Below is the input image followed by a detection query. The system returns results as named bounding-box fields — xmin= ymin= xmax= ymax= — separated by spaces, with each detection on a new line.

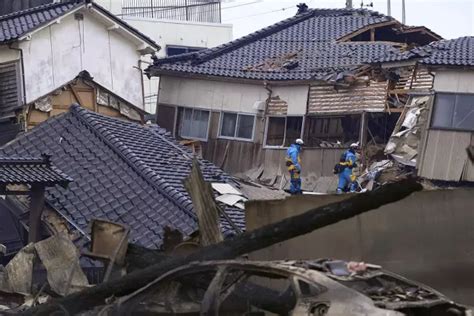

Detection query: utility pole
xmin=387 ymin=0 xmax=391 ymax=16
xmin=346 ymin=0 xmax=353 ymax=9
xmin=402 ymin=0 xmax=406 ymax=24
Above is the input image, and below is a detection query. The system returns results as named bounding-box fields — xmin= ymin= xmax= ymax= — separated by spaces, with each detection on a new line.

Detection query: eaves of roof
xmin=0 ymin=0 xmax=160 ymax=50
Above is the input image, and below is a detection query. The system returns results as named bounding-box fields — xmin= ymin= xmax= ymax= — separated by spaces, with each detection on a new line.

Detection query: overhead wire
xmin=226 ymin=5 xmax=294 ymax=21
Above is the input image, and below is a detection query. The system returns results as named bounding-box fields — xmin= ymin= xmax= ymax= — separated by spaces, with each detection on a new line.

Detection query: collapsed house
xmin=0 ymin=105 xmax=245 ymax=253
xmin=374 ymin=36 xmax=474 ymax=182
xmin=146 ymin=5 xmax=441 ymax=189
xmin=0 ymin=0 xmax=159 ymax=145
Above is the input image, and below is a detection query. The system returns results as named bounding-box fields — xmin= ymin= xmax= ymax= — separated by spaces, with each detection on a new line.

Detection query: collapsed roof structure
xmin=0 ymin=105 xmax=245 ymax=249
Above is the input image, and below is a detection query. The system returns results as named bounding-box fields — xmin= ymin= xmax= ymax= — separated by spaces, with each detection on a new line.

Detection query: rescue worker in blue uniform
xmin=286 ymin=138 xmax=304 ymax=195
xmin=336 ymin=143 xmax=359 ymax=194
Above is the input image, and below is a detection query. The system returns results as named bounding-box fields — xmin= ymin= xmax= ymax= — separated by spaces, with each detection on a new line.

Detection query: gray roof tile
xmin=148 ymin=8 xmax=405 ymax=81
xmin=0 ymin=105 xmax=244 ymax=248
xmin=378 ymin=36 xmax=474 ymax=66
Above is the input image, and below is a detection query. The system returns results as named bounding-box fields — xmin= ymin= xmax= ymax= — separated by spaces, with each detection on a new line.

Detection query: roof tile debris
xmin=148 ymin=8 xmax=409 ymax=81
xmin=0 ymin=154 xmax=72 ymax=187
xmin=378 ymin=36 xmax=474 ymax=66
xmin=0 ymin=105 xmax=244 ymax=248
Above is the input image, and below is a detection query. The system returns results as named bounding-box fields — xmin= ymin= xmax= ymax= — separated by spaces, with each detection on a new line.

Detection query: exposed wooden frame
xmin=337 ymin=20 xmax=399 ymax=43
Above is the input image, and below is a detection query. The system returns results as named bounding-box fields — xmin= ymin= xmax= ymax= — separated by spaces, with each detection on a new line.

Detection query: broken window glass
xmin=219 ymin=112 xmax=255 ymax=140
xmin=265 ymin=116 xmax=303 ymax=147
xmin=177 ymin=107 xmax=210 ymax=140
xmin=432 ymin=93 xmax=474 ymax=132
xmin=303 ymin=115 xmax=360 ymax=147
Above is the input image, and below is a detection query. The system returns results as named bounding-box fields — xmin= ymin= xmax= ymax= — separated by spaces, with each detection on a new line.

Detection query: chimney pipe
xmin=387 ymin=0 xmax=391 ymax=16
xmin=346 ymin=0 xmax=353 ymax=9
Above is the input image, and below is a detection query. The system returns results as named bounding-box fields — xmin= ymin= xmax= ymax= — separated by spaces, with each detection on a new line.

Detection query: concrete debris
xmin=34 ymin=235 xmax=89 ymax=296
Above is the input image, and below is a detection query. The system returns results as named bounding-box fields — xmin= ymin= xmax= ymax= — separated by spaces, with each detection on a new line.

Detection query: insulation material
xmin=266 ymin=96 xmax=288 ymax=115
xmin=308 ymin=81 xmax=388 ymax=114
xmin=34 ymin=96 xmax=53 ymax=112
xmin=385 ymin=96 xmax=431 ymax=167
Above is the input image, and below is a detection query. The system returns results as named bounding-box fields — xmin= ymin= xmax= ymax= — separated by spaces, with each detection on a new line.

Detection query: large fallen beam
xmin=23 ymin=179 xmax=422 ymax=315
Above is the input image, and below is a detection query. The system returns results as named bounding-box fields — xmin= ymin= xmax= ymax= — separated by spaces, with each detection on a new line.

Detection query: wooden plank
xmin=28 ymin=110 xmax=49 ymax=124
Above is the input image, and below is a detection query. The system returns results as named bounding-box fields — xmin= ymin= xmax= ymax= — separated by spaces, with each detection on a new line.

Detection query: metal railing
xmin=121 ymin=0 xmax=221 ymax=23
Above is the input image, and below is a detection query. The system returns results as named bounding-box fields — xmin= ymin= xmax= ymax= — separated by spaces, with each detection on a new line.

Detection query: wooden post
xmin=28 ymin=185 xmax=45 ymax=243
xmin=359 ymin=112 xmax=368 ymax=166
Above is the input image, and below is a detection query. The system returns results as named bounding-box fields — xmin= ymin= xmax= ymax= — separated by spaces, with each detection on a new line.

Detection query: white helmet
xmin=295 ymin=138 xmax=304 ymax=145
xmin=350 ymin=142 xmax=359 ymax=148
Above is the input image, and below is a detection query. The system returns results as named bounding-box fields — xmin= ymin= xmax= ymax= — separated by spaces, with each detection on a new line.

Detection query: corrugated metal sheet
xmin=0 ymin=62 xmax=21 ymax=119
xmin=308 ymin=81 xmax=387 ymax=114
xmin=393 ymin=67 xmax=434 ymax=91
xmin=266 ymin=96 xmax=288 ymax=115
xmin=419 ymin=130 xmax=473 ymax=181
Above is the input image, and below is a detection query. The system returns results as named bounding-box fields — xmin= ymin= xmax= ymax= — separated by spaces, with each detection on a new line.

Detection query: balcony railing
xmin=121 ymin=0 xmax=221 ymax=23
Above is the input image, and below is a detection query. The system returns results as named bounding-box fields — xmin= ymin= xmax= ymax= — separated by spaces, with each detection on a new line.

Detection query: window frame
xmin=302 ymin=114 xmax=361 ymax=148
xmin=176 ymin=106 xmax=211 ymax=142
xmin=263 ymin=115 xmax=305 ymax=149
xmin=217 ymin=111 xmax=256 ymax=142
xmin=430 ymin=91 xmax=474 ymax=132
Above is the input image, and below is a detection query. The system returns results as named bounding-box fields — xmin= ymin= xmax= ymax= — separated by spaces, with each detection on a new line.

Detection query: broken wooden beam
xmin=22 ymin=178 xmax=422 ymax=315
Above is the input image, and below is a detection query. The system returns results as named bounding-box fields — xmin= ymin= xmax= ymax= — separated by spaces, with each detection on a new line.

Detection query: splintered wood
xmin=184 ymin=159 xmax=223 ymax=246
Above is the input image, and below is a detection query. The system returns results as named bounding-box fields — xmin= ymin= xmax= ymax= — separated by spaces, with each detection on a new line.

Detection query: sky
xmin=221 ymin=0 xmax=474 ymax=40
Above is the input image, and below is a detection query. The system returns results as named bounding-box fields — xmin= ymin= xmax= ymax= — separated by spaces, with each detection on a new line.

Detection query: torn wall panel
xmin=308 ymin=81 xmax=388 ymax=114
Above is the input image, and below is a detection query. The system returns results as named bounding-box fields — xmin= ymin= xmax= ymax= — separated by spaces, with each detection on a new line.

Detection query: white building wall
xmin=123 ymin=17 xmax=232 ymax=58
xmin=18 ymin=10 xmax=145 ymax=107
xmin=271 ymin=85 xmax=308 ymax=115
xmin=419 ymin=69 xmax=474 ymax=181
xmin=159 ymin=76 xmax=267 ymax=114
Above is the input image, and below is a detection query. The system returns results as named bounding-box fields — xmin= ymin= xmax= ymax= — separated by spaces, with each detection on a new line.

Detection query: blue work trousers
xmin=337 ymin=170 xmax=357 ymax=194
xmin=289 ymin=170 xmax=302 ymax=194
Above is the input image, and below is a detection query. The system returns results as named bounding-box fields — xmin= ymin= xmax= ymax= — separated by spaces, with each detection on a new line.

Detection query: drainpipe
xmin=8 ymin=44 xmax=28 ymax=131
xmin=134 ymin=59 xmax=146 ymax=115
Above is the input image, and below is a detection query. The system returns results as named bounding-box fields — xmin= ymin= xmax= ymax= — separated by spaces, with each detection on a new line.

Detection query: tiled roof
xmin=0 ymin=154 xmax=72 ymax=187
xmin=0 ymin=0 xmax=159 ymax=48
xmin=0 ymin=105 xmax=244 ymax=248
xmin=0 ymin=1 xmax=81 ymax=43
xmin=378 ymin=37 xmax=474 ymax=67
xmin=147 ymin=8 xmax=405 ymax=81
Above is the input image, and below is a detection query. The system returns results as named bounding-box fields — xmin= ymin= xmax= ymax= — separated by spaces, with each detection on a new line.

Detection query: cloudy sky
xmin=221 ymin=0 xmax=474 ymax=40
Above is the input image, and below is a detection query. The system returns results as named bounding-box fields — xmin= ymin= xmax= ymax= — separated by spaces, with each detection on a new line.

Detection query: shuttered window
xmin=0 ymin=62 xmax=22 ymax=119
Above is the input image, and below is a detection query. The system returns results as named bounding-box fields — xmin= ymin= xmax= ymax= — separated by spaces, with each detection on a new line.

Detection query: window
xmin=431 ymin=93 xmax=474 ymax=132
xmin=176 ymin=107 xmax=210 ymax=140
xmin=303 ymin=115 xmax=360 ymax=147
xmin=166 ymin=45 xmax=205 ymax=57
xmin=219 ymin=112 xmax=255 ymax=140
xmin=265 ymin=116 xmax=303 ymax=147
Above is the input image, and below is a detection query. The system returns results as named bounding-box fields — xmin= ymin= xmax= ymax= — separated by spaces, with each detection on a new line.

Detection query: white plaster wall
xmin=271 ymin=85 xmax=309 ymax=115
xmin=122 ymin=17 xmax=232 ymax=58
xmin=159 ymin=76 xmax=267 ymax=113
xmin=433 ymin=69 xmax=474 ymax=93
xmin=18 ymin=9 xmax=145 ymax=107
xmin=0 ymin=48 xmax=20 ymax=64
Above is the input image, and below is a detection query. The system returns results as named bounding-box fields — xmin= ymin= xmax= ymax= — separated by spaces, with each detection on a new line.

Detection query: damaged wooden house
xmin=0 ymin=0 xmax=160 ymax=146
xmin=0 ymin=105 xmax=245 ymax=260
xmin=373 ymin=36 xmax=474 ymax=182
xmin=146 ymin=5 xmax=441 ymax=190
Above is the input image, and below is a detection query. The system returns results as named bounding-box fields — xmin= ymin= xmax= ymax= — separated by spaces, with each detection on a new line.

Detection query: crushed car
xmin=106 ymin=259 xmax=471 ymax=316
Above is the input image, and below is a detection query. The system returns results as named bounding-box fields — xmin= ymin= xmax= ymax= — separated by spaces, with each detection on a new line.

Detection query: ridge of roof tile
xmin=148 ymin=7 xmax=400 ymax=81
xmin=377 ymin=36 xmax=474 ymax=66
